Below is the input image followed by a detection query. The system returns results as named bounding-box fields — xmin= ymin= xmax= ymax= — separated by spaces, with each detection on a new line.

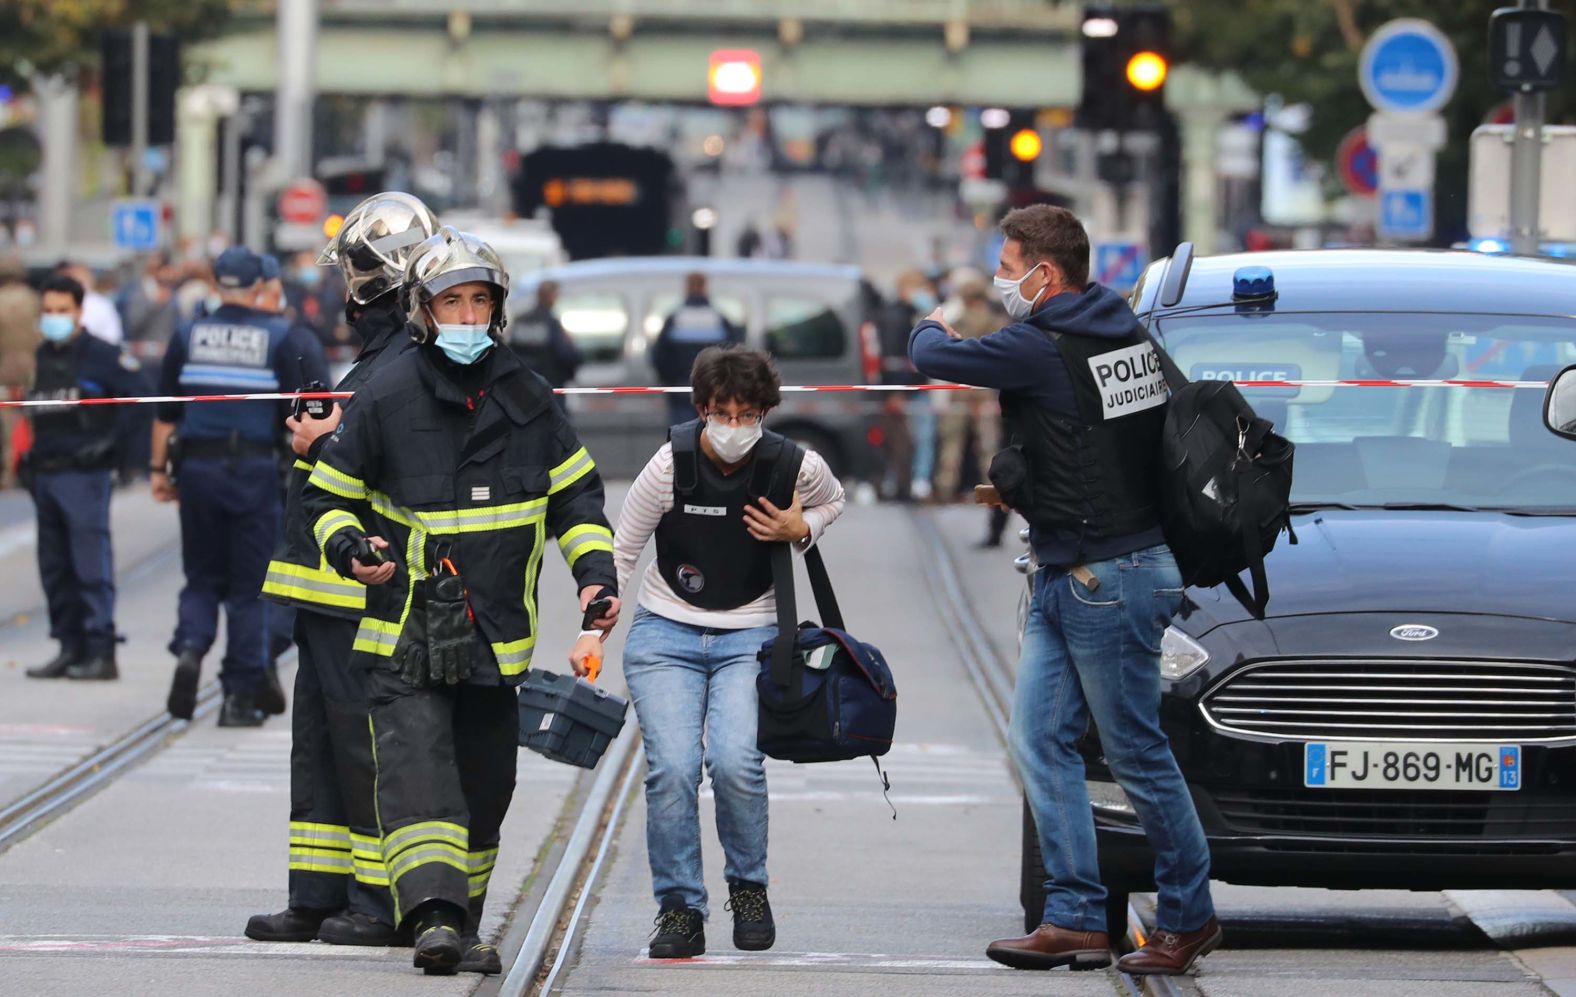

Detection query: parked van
xmin=510 ymin=257 xmax=880 ymax=480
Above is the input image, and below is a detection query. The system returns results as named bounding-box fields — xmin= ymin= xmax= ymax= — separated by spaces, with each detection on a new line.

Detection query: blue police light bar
xmin=1468 ymin=237 xmax=1510 ymax=254
xmin=1232 ymin=265 xmax=1275 ymax=300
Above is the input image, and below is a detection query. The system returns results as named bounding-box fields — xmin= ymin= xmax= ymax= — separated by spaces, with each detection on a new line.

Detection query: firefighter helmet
xmin=402 ymin=226 xmax=511 ymax=342
xmin=315 ymin=191 xmax=439 ymax=306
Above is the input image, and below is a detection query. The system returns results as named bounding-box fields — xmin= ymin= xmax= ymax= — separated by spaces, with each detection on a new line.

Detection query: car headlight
xmin=1160 ymin=626 xmax=1209 ymax=682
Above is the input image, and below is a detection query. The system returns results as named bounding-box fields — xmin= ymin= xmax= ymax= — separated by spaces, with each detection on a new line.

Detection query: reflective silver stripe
xmin=549 ymin=448 xmax=595 ymax=494
xmin=288 ymin=826 xmax=353 ymax=849
xmin=289 ymin=850 xmax=355 ymax=874
xmin=558 ymin=528 xmax=613 ymax=567
xmin=388 ymin=845 xmax=468 ymax=880
xmin=383 ymin=821 xmax=467 ymax=857
xmin=265 ymin=567 xmax=363 ymax=600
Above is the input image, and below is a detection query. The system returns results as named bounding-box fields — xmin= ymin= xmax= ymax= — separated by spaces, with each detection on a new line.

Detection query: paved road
xmin=3 ymin=487 xmax=1576 ymax=994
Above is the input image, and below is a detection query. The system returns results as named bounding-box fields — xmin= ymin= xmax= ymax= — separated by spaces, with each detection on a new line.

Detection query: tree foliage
xmin=0 ymin=0 xmax=234 ymax=90
xmin=1172 ymin=0 xmax=1576 ymax=240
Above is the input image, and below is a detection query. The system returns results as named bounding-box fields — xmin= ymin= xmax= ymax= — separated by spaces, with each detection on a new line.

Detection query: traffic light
xmin=708 ymin=49 xmax=762 ymax=106
xmin=983 ymin=109 xmax=1040 ymax=187
xmin=1077 ymin=5 xmax=1172 ymax=132
xmin=100 ymin=30 xmax=179 ymax=146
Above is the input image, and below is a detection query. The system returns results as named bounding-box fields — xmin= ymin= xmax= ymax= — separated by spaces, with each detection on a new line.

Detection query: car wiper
xmin=1368 ymin=502 xmax=1485 ymax=512
xmin=1287 ymin=501 xmax=1359 ymax=513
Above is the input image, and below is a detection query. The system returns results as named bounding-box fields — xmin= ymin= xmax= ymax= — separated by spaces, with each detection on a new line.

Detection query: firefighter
xmin=301 ymin=227 xmax=620 ymax=976
xmin=245 ymin=193 xmax=440 ymax=949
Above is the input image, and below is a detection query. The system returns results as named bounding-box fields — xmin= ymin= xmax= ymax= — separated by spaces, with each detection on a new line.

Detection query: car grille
xmin=1201 ymin=659 xmax=1576 ymax=742
xmin=1212 ymin=787 xmax=1576 ymax=843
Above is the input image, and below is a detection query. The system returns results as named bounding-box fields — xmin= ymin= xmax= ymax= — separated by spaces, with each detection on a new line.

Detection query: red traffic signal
xmin=708 ymin=49 xmax=762 ymax=106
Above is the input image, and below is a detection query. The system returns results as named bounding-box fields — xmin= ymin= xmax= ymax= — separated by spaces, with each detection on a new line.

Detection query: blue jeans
xmin=1010 ymin=544 xmax=1214 ymax=934
xmin=909 ymin=396 xmax=937 ymax=488
xmin=623 ymin=607 xmax=774 ymax=917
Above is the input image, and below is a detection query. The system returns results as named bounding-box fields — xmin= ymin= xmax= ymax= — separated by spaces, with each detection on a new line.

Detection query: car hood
xmin=1180 ymin=509 xmax=1576 ymax=633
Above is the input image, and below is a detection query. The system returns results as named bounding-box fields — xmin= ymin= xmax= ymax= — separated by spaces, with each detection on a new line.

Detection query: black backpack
xmin=1152 ymin=341 xmax=1296 ymax=618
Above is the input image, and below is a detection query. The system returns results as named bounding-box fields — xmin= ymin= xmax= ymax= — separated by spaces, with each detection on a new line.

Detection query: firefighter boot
xmin=411 ymin=901 xmax=465 ymax=975
xmin=245 ymin=906 xmax=336 ymax=943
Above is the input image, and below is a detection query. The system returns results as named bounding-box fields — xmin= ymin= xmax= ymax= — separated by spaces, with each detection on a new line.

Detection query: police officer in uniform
xmin=302 ymin=227 xmax=620 ymax=976
xmin=910 ymin=205 xmax=1220 ymax=976
xmin=508 ymin=279 xmax=580 ymax=411
xmin=652 ymin=272 xmax=742 ymax=426
xmin=152 ymin=247 xmax=303 ymax=728
xmin=23 ymin=275 xmax=147 ymax=681
xmin=246 ymin=192 xmax=439 ymax=948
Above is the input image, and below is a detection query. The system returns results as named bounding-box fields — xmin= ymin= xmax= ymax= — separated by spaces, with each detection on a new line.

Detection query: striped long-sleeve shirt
xmin=614 ymin=442 xmax=846 ymax=630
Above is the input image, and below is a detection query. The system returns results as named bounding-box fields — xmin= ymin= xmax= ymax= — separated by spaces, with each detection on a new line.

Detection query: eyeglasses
xmin=705 ymin=411 xmax=763 ymax=427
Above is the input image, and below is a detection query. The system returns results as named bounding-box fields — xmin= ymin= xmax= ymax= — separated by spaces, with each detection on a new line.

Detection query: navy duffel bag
xmin=757 ymin=544 xmax=897 ymax=764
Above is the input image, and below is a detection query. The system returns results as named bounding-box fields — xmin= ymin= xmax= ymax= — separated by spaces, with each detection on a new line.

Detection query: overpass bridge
xmin=176 ymin=0 xmax=1256 ymax=250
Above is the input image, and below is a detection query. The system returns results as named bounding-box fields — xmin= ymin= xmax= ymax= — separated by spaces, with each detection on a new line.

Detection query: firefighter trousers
xmin=288 ymin=612 xmax=395 ymax=924
xmin=365 ymin=668 xmax=519 ymax=931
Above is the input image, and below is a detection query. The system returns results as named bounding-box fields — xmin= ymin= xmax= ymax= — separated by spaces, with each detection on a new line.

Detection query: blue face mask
xmin=909 ymin=290 xmax=938 ymax=313
xmin=39 ymin=314 xmax=76 ymax=343
xmin=434 ymin=323 xmax=494 ymax=365
xmin=296 ymin=267 xmax=322 ymax=288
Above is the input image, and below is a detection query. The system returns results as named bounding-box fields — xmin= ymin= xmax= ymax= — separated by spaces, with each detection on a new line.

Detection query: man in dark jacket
xmin=246 ymin=192 xmax=439 ymax=952
xmin=509 ymin=280 xmax=581 ymax=407
xmin=909 ymin=205 xmax=1219 ymax=977
xmin=302 ymin=227 xmax=620 ymax=977
xmin=652 ymin=272 xmax=742 ymax=426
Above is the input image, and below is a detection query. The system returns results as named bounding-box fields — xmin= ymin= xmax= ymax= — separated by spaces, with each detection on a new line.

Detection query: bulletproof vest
xmin=1002 ymin=327 xmax=1168 ymax=547
xmin=654 ymin=421 xmax=804 ymax=611
xmin=28 ymin=340 xmax=116 ymax=452
xmin=176 ymin=305 xmax=286 ymax=443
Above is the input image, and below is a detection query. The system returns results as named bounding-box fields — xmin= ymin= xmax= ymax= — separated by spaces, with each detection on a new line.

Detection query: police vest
xmin=28 ymin=338 xmax=120 ymax=467
xmin=654 ymin=421 xmax=804 ymax=612
xmin=1002 ymin=327 xmax=1167 ymax=545
xmin=176 ymin=305 xmax=289 ymax=443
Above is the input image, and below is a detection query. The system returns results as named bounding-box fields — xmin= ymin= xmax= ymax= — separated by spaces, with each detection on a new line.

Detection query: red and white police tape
xmin=0 ymin=378 xmax=1552 ymax=409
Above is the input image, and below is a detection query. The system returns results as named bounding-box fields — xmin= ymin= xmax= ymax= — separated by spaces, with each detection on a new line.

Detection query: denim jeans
xmin=624 ymin=607 xmax=775 ymax=916
xmin=1010 ymin=544 xmax=1214 ymax=934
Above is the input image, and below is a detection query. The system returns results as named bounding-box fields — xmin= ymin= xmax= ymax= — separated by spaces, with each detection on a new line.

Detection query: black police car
xmin=1022 ymin=247 xmax=1576 ymax=936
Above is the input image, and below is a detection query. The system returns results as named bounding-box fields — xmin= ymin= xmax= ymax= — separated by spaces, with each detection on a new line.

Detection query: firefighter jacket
xmin=302 ymin=343 xmax=617 ymax=685
xmin=262 ymin=301 xmax=412 ymax=618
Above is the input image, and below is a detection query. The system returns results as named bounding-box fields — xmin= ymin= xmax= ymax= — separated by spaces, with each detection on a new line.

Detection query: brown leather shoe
xmin=985 ymin=923 xmax=1111 ymax=971
xmin=1116 ymin=916 xmax=1222 ymax=975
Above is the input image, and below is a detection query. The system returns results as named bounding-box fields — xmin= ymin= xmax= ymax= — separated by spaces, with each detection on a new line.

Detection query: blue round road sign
xmin=1359 ymin=19 xmax=1459 ymax=114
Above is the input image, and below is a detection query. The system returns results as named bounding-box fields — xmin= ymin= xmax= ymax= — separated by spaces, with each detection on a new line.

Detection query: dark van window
xmin=766 ymin=296 xmax=846 ymax=360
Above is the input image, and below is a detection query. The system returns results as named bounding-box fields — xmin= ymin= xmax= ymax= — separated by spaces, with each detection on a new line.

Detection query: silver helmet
xmin=403 ymin=226 xmax=511 ymax=343
xmin=316 ymin=191 xmax=439 ymax=306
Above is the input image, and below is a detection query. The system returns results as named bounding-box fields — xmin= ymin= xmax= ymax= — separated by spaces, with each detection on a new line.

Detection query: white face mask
xmin=705 ymin=418 xmax=763 ymax=463
xmin=993 ymin=263 xmax=1046 ymax=322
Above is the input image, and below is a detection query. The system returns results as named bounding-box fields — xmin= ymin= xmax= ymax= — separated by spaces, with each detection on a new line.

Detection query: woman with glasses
xmin=600 ymin=344 xmax=845 ymax=959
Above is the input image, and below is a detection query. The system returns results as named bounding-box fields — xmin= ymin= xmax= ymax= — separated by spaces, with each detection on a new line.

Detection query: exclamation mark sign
xmin=1505 ymin=22 xmax=1522 ymax=77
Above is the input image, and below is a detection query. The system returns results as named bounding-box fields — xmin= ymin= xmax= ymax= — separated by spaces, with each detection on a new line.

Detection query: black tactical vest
xmin=1001 ymin=328 xmax=1168 ymax=547
xmin=654 ymin=421 xmax=804 ymax=612
xmin=30 ymin=342 xmax=118 ymax=458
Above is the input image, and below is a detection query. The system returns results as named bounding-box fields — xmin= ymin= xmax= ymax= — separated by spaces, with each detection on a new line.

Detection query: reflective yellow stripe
xmin=292 ymin=459 xmax=313 ymax=472
xmin=557 ymin=523 xmax=613 ymax=568
xmin=549 ymin=446 xmax=595 ymax=494
xmin=523 ymin=521 xmax=545 ymax=661
xmin=309 ymin=460 xmax=367 ymax=500
xmin=313 ymin=509 xmax=364 ymax=552
xmin=263 ymin=561 xmax=366 ymax=610
xmin=353 ymin=617 xmax=400 ymax=657
xmin=389 ymin=844 xmax=469 ymax=881
xmin=288 ymin=848 xmax=354 ymax=875
xmin=490 ymin=636 xmax=535 ymax=677
xmin=288 ymin=822 xmax=353 ymax=849
xmin=369 ymin=491 xmax=548 ymax=535
xmin=383 ymin=820 xmax=468 ymax=858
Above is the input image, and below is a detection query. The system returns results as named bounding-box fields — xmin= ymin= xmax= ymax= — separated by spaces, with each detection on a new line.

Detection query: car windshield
xmin=1155 ymin=312 xmax=1576 ymax=511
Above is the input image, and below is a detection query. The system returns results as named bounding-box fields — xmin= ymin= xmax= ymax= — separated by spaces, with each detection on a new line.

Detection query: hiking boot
xmin=256 ymin=662 xmax=287 ymax=716
xmin=456 ymin=934 xmax=502 ymax=974
xmin=316 ymin=910 xmax=396 ymax=946
xmin=411 ymin=902 xmax=464 ymax=975
xmin=726 ymin=879 xmax=775 ymax=951
xmin=66 ymin=653 xmax=118 ymax=681
xmin=649 ymin=896 xmax=705 ymax=959
xmin=166 ymin=649 xmax=202 ymax=720
xmin=245 ymin=906 xmax=335 ymax=942
xmin=217 ymin=692 xmax=266 ymax=728
xmin=27 ymin=645 xmax=82 ymax=679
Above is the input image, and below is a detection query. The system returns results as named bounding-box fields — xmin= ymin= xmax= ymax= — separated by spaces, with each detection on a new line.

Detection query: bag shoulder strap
xmin=1143 ymin=329 xmax=1189 ymax=391
xmin=769 ymin=542 xmax=799 ymax=688
xmin=669 ymin=420 xmax=702 ymax=495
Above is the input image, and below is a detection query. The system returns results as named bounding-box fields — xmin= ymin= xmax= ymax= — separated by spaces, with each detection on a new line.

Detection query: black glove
xmin=392 ymin=584 xmax=430 ymax=687
xmin=425 ymin=571 xmax=474 ymax=686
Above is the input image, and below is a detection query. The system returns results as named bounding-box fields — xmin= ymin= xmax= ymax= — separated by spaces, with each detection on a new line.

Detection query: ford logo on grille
xmin=1390 ymin=624 xmax=1439 ymax=641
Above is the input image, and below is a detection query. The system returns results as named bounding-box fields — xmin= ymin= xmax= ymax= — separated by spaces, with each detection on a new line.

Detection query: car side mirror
xmin=1542 ymin=364 xmax=1576 ymax=440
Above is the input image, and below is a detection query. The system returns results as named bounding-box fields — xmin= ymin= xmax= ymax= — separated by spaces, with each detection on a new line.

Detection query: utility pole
xmin=131 ymin=21 xmax=150 ymax=197
xmin=1509 ymin=0 xmax=1547 ymax=255
xmin=273 ymin=0 xmax=318 ymax=181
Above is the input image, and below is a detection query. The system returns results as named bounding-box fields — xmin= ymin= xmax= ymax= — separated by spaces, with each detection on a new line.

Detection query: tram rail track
xmin=911 ymin=509 xmax=1187 ymax=997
